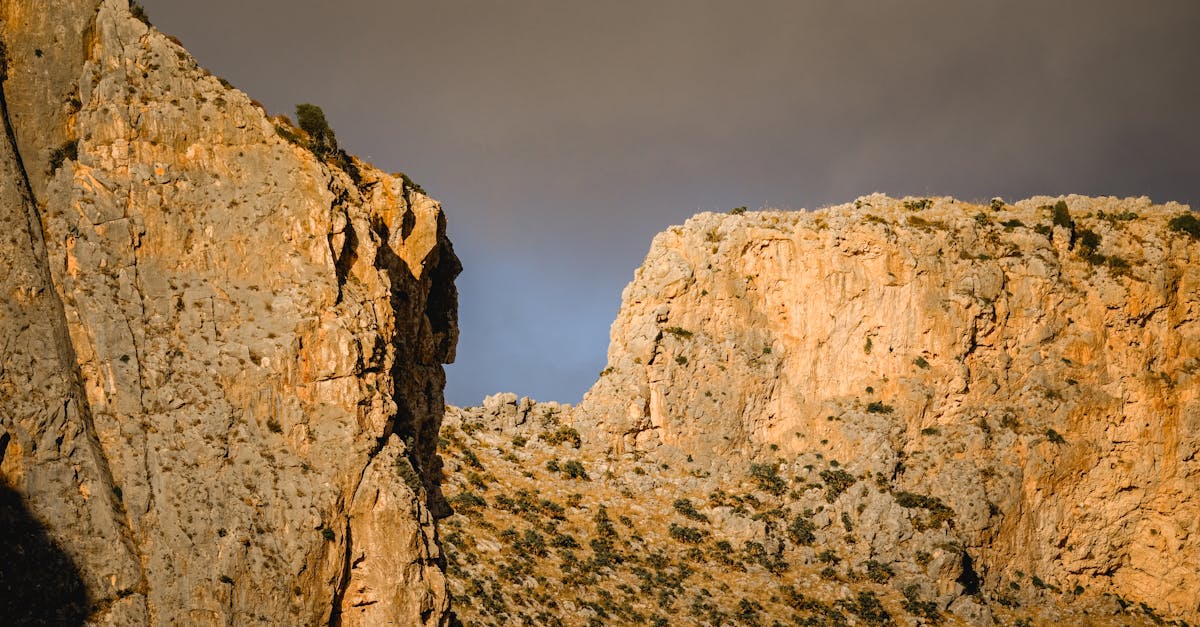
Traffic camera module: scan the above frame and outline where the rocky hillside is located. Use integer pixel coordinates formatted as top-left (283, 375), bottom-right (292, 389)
top-left (568, 195), bottom-right (1199, 623)
top-left (440, 395), bottom-right (1173, 626)
top-left (1, 1), bottom-right (457, 624)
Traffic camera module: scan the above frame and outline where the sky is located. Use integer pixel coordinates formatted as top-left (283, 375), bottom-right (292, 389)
top-left (140, 0), bottom-right (1200, 406)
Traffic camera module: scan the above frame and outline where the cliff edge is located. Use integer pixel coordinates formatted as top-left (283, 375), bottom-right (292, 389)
top-left (577, 194), bottom-right (1199, 622)
top-left (1, 1), bottom-right (458, 624)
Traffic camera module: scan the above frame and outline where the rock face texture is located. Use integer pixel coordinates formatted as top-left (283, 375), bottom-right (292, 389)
top-left (1, 1), bottom-right (458, 624)
top-left (578, 195), bottom-right (1200, 622)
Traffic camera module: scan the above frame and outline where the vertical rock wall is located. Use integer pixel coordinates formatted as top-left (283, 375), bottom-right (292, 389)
top-left (1, 1), bottom-right (458, 624)
top-left (579, 195), bottom-right (1199, 621)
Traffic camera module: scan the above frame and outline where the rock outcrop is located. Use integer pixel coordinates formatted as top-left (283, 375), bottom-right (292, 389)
top-left (578, 195), bottom-right (1199, 622)
top-left (1, 1), bottom-right (458, 624)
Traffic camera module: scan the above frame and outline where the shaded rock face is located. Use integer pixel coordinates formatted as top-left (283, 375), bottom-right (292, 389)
top-left (579, 195), bottom-right (1199, 621)
top-left (1, 1), bottom-right (458, 625)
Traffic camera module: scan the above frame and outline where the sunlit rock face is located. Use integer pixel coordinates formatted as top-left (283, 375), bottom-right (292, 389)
top-left (579, 194), bottom-right (1200, 621)
top-left (1, 1), bottom-right (458, 624)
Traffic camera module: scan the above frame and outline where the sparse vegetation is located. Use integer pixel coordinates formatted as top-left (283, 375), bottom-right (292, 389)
top-left (749, 463), bottom-right (786, 496)
top-left (562, 460), bottom-right (590, 480)
top-left (438, 384), bottom-right (1131, 626)
top-left (787, 513), bottom-right (816, 545)
top-left (295, 103), bottom-right (336, 158)
top-left (543, 425), bottom-right (582, 448)
top-left (1051, 200), bottom-right (1073, 229)
top-left (893, 490), bottom-right (955, 531)
top-left (291, 103), bottom-right (363, 185)
top-left (866, 401), bottom-right (894, 414)
top-left (673, 498), bottom-right (709, 523)
top-left (668, 523), bottom-right (707, 544)
top-left (904, 198), bottom-right (932, 211)
top-left (395, 456), bottom-right (423, 492)
top-left (1169, 213), bottom-right (1200, 239)
top-left (129, 2), bottom-right (151, 26)
top-left (819, 469), bottom-right (856, 503)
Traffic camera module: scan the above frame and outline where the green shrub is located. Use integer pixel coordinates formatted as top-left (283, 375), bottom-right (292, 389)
top-left (295, 103), bottom-right (337, 158)
top-left (460, 448), bottom-right (484, 469)
top-left (562, 460), bottom-right (589, 480)
top-left (1077, 229), bottom-right (1103, 263)
top-left (1051, 200), bottom-right (1073, 229)
top-left (274, 121), bottom-right (302, 145)
top-left (663, 326), bottom-right (693, 338)
top-left (1098, 209), bottom-right (1138, 222)
top-left (838, 591), bottom-right (892, 625)
top-left (729, 206), bottom-right (747, 215)
top-left (449, 491), bottom-right (487, 515)
top-left (749, 463), bottom-right (787, 496)
top-left (904, 198), bottom-right (932, 211)
top-left (1001, 219), bottom-right (1025, 228)
top-left (321, 527), bottom-right (335, 541)
top-left (1045, 428), bottom-right (1066, 445)
top-left (129, 2), bottom-right (151, 26)
top-left (668, 523), bottom-right (707, 544)
top-left (787, 513), bottom-right (816, 545)
top-left (906, 215), bottom-right (946, 231)
top-left (514, 529), bottom-right (549, 557)
top-left (399, 172), bottom-right (426, 195)
top-left (709, 540), bottom-right (741, 566)
top-left (1169, 213), bottom-right (1200, 239)
top-left (913, 356), bottom-right (930, 369)
top-left (819, 469), bottom-right (856, 503)
top-left (395, 457), bottom-right (423, 493)
top-left (893, 490), bottom-right (954, 531)
top-left (866, 401), bottom-right (893, 414)
top-left (901, 584), bottom-right (942, 623)
top-left (672, 498), bottom-right (709, 523)
top-left (543, 425), bottom-right (582, 448)
top-left (864, 559), bottom-right (894, 583)
top-left (551, 532), bottom-right (580, 549)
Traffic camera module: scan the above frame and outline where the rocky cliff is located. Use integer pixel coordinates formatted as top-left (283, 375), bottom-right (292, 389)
top-left (575, 194), bottom-right (1199, 622)
top-left (1, 1), bottom-right (458, 624)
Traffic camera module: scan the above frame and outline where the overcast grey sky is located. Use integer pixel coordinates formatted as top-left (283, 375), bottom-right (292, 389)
top-left (140, 0), bottom-right (1200, 405)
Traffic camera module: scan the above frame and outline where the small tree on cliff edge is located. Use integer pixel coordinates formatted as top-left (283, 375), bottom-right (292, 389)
top-left (295, 103), bottom-right (337, 158)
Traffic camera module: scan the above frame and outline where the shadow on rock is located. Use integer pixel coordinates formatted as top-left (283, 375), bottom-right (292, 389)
top-left (0, 481), bottom-right (88, 626)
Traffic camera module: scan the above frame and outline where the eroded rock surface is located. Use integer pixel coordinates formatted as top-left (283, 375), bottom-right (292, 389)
top-left (577, 195), bottom-right (1199, 622)
top-left (1, 1), bottom-right (457, 624)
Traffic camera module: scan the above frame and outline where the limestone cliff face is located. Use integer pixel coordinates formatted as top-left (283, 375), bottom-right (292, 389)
top-left (579, 195), bottom-right (1200, 621)
top-left (1, 1), bottom-right (458, 624)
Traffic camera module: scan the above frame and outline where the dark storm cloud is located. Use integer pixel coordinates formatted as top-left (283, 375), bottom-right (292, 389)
top-left (141, 0), bottom-right (1200, 404)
